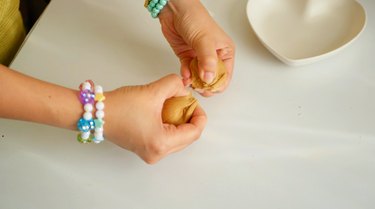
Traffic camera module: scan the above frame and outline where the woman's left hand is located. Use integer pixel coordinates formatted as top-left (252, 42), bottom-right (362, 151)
top-left (158, 0), bottom-right (235, 97)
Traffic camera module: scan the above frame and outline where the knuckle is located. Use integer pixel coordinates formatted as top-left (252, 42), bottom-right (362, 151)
top-left (147, 140), bottom-right (169, 156)
top-left (142, 156), bottom-right (159, 165)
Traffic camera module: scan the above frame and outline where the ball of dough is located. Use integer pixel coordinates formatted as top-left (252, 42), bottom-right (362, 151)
top-left (190, 58), bottom-right (227, 92)
top-left (162, 93), bottom-right (198, 125)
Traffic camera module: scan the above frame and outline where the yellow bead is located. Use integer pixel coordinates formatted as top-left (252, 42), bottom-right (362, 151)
top-left (95, 94), bottom-right (106, 102)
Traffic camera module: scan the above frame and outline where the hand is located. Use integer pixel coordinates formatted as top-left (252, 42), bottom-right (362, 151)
top-left (104, 74), bottom-right (207, 164)
top-left (158, 0), bottom-right (235, 97)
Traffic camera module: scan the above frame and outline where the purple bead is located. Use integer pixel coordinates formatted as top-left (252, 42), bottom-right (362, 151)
top-left (79, 90), bottom-right (95, 104)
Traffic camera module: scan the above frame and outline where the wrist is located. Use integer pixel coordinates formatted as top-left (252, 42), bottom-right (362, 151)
top-left (161, 0), bottom-right (202, 16)
top-left (76, 80), bottom-right (106, 143)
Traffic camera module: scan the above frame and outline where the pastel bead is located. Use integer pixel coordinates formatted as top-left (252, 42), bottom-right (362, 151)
top-left (96, 110), bottom-right (105, 119)
top-left (77, 118), bottom-right (94, 132)
top-left (96, 101), bottom-right (105, 110)
top-left (83, 112), bottom-right (93, 120)
top-left (94, 131), bottom-right (103, 139)
top-left (89, 120), bottom-right (95, 130)
top-left (94, 119), bottom-right (104, 128)
top-left (159, 0), bottom-right (167, 6)
top-left (155, 4), bottom-right (163, 10)
top-left (77, 80), bottom-right (106, 144)
top-left (93, 136), bottom-right (104, 143)
top-left (151, 12), bottom-right (158, 18)
top-left (92, 138), bottom-right (104, 144)
top-left (148, 5), bottom-right (153, 12)
top-left (80, 131), bottom-right (90, 140)
top-left (147, 0), bottom-right (168, 18)
top-left (77, 133), bottom-right (92, 143)
top-left (82, 82), bottom-right (91, 90)
top-left (95, 85), bottom-right (103, 94)
top-left (84, 103), bottom-right (93, 112)
top-left (80, 90), bottom-right (95, 104)
top-left (95, 127), bottom-right (103, 133)
top-left (95, 93), bottom-right (105, 102)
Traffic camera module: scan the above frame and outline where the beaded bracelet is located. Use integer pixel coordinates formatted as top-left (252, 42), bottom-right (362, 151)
top-left (77, 80), bottom-right (105, 144)
top-left (93, 85), bottom-right (105, 143)
top-left (144, 0), bottom-right (168, 18)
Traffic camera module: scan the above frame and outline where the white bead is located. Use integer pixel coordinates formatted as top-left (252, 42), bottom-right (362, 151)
top-left (95, 127), bottom-right (103, 133)
top-left (96, 101), bottom-right (105, 110)
top-left (96, 110), bottom-right (104, 119)
top-left (84, 103), bottom-right (93, 112)
top-left (81, 131), bottom-right (90, 140)
top-left (82, 82), bottom-right (91, 90)
top-left (83, 112), bottom-right (93, 120)
top-left (94, 132), bottom-right (104, 140)
top-left (95, 85), bottom-right (103, 94)
top-left (93, 138), bottom-right (103, 144)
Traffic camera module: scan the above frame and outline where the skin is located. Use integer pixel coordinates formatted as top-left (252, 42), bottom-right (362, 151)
top-left (159, 0), bottom-right (236, 97)
top-left (0, 66), bottom-right (206, 164)
top-left (0, 0), bottom-right (235, 163)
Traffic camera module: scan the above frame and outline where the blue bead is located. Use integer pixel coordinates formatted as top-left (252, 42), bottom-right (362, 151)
top-left (77, 118), bottom-right (89, 132)
top-left (148, 5), bottom-right (153, 12)
top-left (152, 8), bottom-right (160, 13)
top-left (156, 3), bottom-right (163, 10)
top-left (149, 1), bottom-right (156, 7)
top-left (77, 118), bottom-right (95, 132)
top-left (89, 120), bottom-right (95, 130)
top-left (151, 0), bottom-right (158, 3)
top-left (151, 12), bottom-right (158, 18)
top-left (159, 0), bottom-right (167, 6)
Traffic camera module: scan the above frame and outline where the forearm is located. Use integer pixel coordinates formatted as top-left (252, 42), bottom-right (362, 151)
top-left (0, 65), bottom-right (81, 130)
top-left (167, 0), bottom-right (202, 13)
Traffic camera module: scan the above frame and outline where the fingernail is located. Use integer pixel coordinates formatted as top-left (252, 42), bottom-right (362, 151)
top-left (203, 71), bottom-right (215, 84)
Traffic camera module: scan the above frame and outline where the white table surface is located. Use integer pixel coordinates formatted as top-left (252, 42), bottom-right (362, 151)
top-left (1, 0), bottom-right (375, 208)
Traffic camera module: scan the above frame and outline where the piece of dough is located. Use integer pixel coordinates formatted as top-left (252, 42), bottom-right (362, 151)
top-left (162, 93), bottom-right (198, 125)
top-left (190, 58), bottom-right (227, 92)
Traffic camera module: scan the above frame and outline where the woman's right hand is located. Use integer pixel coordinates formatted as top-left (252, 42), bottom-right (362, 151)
top-left (104, 74), bottom-right (207, 164)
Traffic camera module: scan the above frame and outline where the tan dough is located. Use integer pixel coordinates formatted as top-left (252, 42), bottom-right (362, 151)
top-left (162, 93), bottom-right (198, 125)
top-left (190, 58), bottom-right (227, 92)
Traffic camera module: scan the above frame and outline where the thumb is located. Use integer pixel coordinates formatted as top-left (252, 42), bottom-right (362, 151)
top-left (194, 38), bottom-right (218, 84)
top-left (150, 74), bottom-right (189, 99)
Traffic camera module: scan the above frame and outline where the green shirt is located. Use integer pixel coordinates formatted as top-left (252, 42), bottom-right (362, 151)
top-left (0, 0), bottom-right (25, 66)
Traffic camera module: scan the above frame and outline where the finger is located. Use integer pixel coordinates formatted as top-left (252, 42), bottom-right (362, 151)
top-left (150, 74), bottom-right (189, 99)
top-left (140, 105), bottom-right (206, 164)
top-left (193, 38), bottom-right (218, 84)
top-left (200, 90), bottom-right (215, 97)
top-left (180, 57), bottom-right (192, 80)
top-left (222, 57), bottom-right (235, 87)
top-left (164, 105), bottom-right (207, 149)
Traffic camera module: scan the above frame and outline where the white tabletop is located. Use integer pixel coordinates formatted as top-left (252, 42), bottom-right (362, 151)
top-left (1, 0), bottom-right (375, 208)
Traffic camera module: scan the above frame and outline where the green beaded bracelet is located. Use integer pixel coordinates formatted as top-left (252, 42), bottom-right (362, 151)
top-left (144, 0), bottom-right (169, 18)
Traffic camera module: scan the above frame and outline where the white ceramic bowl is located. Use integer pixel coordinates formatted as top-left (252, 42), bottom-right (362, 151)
top-left (246, 0), bottom-right (367, 66)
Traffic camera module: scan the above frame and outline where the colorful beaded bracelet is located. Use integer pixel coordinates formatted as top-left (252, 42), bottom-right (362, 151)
top-left (144, 0), bottom-right (169, 18)
top-left (77, 80), bottom-right (105, 144)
